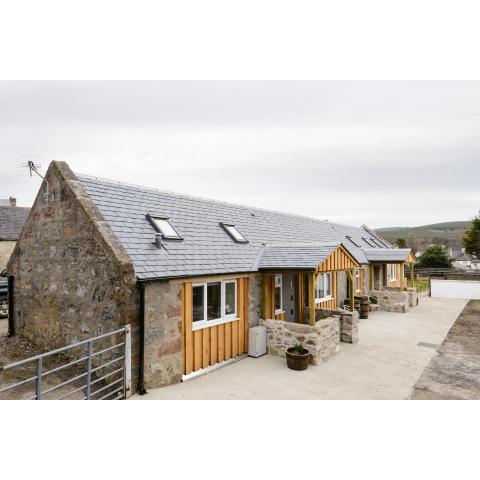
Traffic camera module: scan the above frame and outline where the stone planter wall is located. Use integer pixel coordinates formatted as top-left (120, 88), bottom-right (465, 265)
top-left (408, 287), bottom-right (419, 308)
top-left (261, 317), bottom-right (341, 365)
top-left (341, 310), bottom-right (359, 344)
top-left (370, 288), bottom-right (410, 313)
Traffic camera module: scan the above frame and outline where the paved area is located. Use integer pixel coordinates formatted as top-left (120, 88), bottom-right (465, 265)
top-left (411, 300), bottom-right (480, 400)
top-left (134, 297), bottom-right (467, 400)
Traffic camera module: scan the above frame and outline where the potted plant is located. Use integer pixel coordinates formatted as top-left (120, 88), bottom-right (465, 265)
top-left (286, 344), bottom-right (310, 371)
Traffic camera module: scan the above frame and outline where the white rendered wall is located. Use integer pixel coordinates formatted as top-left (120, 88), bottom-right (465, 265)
top-left (431, 279), bottom-right (480, 300)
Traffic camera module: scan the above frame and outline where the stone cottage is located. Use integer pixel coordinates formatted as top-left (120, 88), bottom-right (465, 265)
top-left (0, 197), bottom-right (30, 271)
top-left (7, 161), bottom-right (416, 393)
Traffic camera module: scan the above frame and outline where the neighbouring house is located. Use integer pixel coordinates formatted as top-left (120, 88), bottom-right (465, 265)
top-left (7, 161), bottom-right (417, 392)
top-left (452, 250), bottom-right (480, 271)
top-left (0, 197), bottom-right (30, 271)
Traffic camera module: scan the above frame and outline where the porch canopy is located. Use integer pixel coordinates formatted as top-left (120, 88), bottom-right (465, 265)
top-left (258, 242), bottom-right (357, 271)
top-left (364, 248), bottom-right (416, 290)
top-left (363, 248), bottom-right (415, 264)
top-left (258, 242), bottom-right (360, 325)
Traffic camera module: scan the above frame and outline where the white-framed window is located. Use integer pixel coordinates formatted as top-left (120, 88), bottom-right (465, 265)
top-left (387, 264), bottom-right (397, 281)
top-left (192, 279), bottom-right (238, 330)
top-left (274, 274), bottom-right (283, 314)
top-left (315, 272), bottom-right (332, 303)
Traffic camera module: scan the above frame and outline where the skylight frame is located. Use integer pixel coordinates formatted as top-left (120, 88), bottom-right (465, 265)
top-left (219, 222), bottom-right (249, 244)
top-left (346, 235), bottom-right (361, 248)
top-left (146, 213), bottom-right (183, 240)
top-left (362, 237), bottom-right (376, 248)
top-left (370, 237), bottom-right (384, 248)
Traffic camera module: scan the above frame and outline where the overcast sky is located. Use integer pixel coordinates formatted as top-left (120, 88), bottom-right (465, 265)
top-left (1, 81), bottom-right (479, 228)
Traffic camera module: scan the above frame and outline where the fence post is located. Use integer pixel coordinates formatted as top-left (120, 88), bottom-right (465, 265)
top-left (86, 341), bottom-right (93, 399)
top-left (124, 325), bottom-right (132, 398)
top-left (35, 357), bottom-right (42, 400)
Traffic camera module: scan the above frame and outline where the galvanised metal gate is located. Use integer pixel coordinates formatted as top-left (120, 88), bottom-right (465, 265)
top-left (0, 325), bottom-right (131, 400)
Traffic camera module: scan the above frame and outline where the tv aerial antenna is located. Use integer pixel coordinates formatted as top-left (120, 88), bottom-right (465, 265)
top-left (19, 155), bottom-right (51, 207)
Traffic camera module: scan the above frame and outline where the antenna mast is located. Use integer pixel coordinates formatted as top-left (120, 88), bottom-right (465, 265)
top-left (20, 158), bottom-right (51, 207)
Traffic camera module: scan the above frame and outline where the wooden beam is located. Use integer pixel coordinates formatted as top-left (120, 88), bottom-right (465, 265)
top-left (410, 262), bottom-right (414, 287)
top-left (347, 270), bottom-right (354, 312)
top-left (400, 263), bottom-right (405, 291)
top-left (370, 266), bottom-right (374, 290)
top-left (308, 272), bottom-right (316, 326)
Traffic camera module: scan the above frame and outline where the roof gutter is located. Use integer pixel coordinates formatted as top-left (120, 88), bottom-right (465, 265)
top-left (136, 280), bottom-right (147, 395)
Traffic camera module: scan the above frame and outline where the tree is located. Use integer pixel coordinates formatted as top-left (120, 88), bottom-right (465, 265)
top-left (415, 244), bottom-right (452, 268)
top-left (396, 238), bottom-right (407, 248)
top-left (463, 213), bottom-right (480, 257)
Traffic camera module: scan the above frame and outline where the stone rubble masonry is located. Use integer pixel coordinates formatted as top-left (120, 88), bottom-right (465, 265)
top-left (408, 287), bottom-right (419, 308)
top-left (144, 280), bottom-right (183, 388)
top-left (369, 288), bottom-right (411, 313)
top-left (7, 161), bottom-right (140, 387)
top-left (261, 317), bottom-right (341, 365)
top-left (340, 310), bottom-right (359, 344)
top-left (248, 273), bottom-right (263, 328)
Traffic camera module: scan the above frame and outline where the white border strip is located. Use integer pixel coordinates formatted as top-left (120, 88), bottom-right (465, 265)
top-left (182, 354), bottom-right (247, 382)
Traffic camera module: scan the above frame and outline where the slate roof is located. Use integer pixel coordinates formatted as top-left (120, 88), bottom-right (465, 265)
top-left (363, 248), bottom-right (413, 262)
top-left (257, 243), bottom-right (341, 270)
top-left (0, 206), bottom-right (30, 241)
top-left (78, 174), bottom-right (393, 280)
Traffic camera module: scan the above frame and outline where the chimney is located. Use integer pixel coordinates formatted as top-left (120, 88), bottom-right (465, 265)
top-left (9, 197), bottom-right (16, 207)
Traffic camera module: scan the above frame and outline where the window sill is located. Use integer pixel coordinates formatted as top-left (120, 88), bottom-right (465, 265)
top-left (192, 316), bottom-right (240, 331)
top-left (274, 309), bottom-right (285, 315)
top-left (315, 297), bottom-right (333, 304)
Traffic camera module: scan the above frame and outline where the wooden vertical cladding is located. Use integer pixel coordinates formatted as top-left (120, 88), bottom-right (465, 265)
top-left (182, 276), bottom-right (249, 375)
top-left (315, 245), bottom-right (360, 310)
top-left (317, 245), bottom-right (358, 272)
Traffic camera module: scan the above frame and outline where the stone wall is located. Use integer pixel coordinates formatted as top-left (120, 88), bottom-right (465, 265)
top-left (0, 241), bottom-right (16, 271)
top-left (248, 273), bottom-right (263, 327)
top-left (408, 287), bottom-right (419, 308)
top-left (361, 265), bottom-right (370, 294)
top-left (370, 288), bottom-right (409, 313)
top-left (336, 271), bottom-right (348, 308)
top-left (144, 280), bottom-right (183, 388)
top-left (7, 161), bottom-right (139, 384)
top-left (261, 317), bottom-right (340, 365)
top-left (340, 310), bottom-right (359, 343)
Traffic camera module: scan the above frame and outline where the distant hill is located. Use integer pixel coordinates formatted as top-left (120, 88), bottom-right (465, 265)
top-left (376, 221), bottom-right (471, 254)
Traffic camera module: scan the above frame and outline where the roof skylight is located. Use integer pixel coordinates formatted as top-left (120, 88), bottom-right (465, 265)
top-left (346, 235), bottom-right (361, 248)
top-left (370, 238), bottom-right (384, 248)
top-left (146, 214), bottom-right (182, 240)
top-left (220, 223), bottom-right (248, 243)
top-left (362, 237), bottom-right (376, 247)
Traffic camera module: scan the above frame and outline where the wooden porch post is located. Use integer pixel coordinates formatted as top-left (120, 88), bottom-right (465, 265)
top-left (369, 265), bottom-right (374, 291)
top-left (347, 270), bottom-right (354, 312)
top-left (308, 272), bottom-right (316, 326)
top-left (262, 273), bottom-right (273, 319)
top-left (410, 262), bottom-right (414, 287)
top-left (382, 264), bottom-right (387, 288)
top-left (297, 273), bottom-right (305, 324)
top-left (399, 263), bottom-right (405, 291)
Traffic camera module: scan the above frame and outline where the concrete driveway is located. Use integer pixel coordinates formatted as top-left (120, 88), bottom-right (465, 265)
top-left (134, 297), bottom-right (467, 400)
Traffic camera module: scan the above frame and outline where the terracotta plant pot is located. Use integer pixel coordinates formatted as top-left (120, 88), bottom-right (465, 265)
top-left (286, 347), bottom-right (310, 371)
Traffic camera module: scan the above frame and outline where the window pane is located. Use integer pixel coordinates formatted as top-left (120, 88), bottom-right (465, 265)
top-left (225, 225), bottom-right (247, 242)
top-left (225, 282), bottom-right (236, 316)
top-left (192, 286), bottom-right (204, 322)
top-left (325, 273), bottom-right (331, 296)
top-left (207, 282), bottom-right (221, 320)
top-left (275, 287), bottom-right (282, 311)
top-left (319, 274), bottom-right (325, 298)
top-left (154, 218), bottom-right (179, 238)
